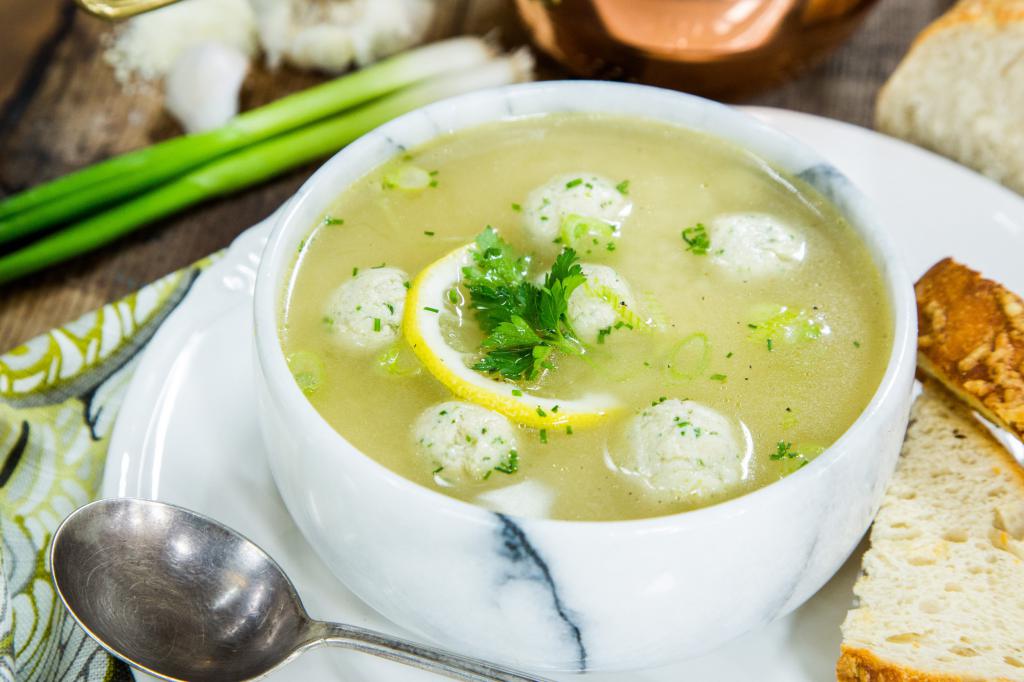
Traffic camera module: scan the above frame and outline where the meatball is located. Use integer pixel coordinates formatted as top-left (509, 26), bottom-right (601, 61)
top-left (567, 264), bottom-right (637, 345)
top-left (708, 213), bottom-right (806, 277)
top-left (521, 173), bottom-right (631, 251)
top-left (413, 401), bottom-right (519, 482)
top-left (622, 399), bottom-right (746, 499)
top-left (324, 267), bottom-right (408, 350)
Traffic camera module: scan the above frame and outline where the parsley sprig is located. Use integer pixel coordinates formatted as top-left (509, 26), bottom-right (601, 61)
top-left (681, 223), bottom-right (711, 255)
top-left (462, 227), bottom-right (586, 381)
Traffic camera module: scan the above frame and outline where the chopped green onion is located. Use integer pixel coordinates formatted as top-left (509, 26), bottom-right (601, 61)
top-left (560, 213), bottom-right (618, 256)
top-left (668, 332), bottom-right (711, 380)
top-left (383, 164), bottom-right (432, 191)
top-left (287, 351), bottom-right (325, 395)
top-left (376, 344), bottom-right (421, 377)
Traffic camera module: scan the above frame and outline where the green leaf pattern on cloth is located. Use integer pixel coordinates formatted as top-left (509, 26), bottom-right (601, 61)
top-left (0, 258), bottom-right (212, 682)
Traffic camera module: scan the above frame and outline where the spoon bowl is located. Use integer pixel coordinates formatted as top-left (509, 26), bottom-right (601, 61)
top-left (51, 497), bottom-right (548, 682)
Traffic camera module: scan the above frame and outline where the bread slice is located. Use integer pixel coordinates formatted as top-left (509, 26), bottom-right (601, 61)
top-left (837, 383), bottom-right (1024, 681)
top-left (875, 0), bottom-right (1024, 195)
top-left (916, 258), bottom-right (1024, 444)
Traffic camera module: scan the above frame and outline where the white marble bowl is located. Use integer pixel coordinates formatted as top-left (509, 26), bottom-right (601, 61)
top-left (252, 82), bottom-right (917, 673)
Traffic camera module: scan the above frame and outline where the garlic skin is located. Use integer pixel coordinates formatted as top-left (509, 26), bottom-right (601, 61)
top-left (251, 0), bottom-right (435, 74)
top-left (105, 0), bottom-right (258, 83)
top-left (165, 42), bottom-right (250, 133)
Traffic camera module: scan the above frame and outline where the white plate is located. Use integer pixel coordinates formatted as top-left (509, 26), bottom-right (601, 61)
top-left (104, 107), bottom-right (1024, 682)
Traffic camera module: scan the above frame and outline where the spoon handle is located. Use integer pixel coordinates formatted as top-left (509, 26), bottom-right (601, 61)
top-left (314, 621), bottom-right (555, 682)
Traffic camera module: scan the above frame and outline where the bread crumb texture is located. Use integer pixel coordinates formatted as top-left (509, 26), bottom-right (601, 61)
top-left (875, 0), bottom-right (1024, 195)
top-left (916, 258), bottom-right (1024, 443)
top-left (837, 383), bottom-right (1024, 681)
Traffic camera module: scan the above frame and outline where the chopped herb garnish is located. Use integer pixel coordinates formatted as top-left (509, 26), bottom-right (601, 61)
top-left (539, 429), bottom-right (548, 444)
top-left (385, 303), bottom-right (394, 314)
top-left (853, 340), bottom-right (861, 348)
top-left (747, 305), bottom-right (825, 348)
top-left (726, 351), bottom-right (733, 358)
top-left (403, 281), bottom-right (411, 289)
top-left (464, 227), bottom-right (586, 381)
top-left (494, 450), bottom-right (519, 475)
top-left (432, 465), bottom-right (444, 474)
top-left (511, 389), bottom-right (523, 396)
top-left (597, 326), bottom-right (612, 344)
top-left (766, 338), bottom-right (774, 351)
top-left (511, 202), bottom-right (522, 212)
top-left (565, 425), bottom-right (573, 435)
top-left (322, 315), bottom-right (334, 326)
top-left (681, 223), bottom-right (711, 255)
top-left (616, 179), bottom-right (630, 195)
top-left (709, 373), bottom-right (727, 382)
top-left (372, 262), bottom-right (386, 269)
top-left (298, 239), bottom-right (306, 252)
top-left (424, 306), bottom-right (439, 313)
top-left (373, 318), bottom-right (382, 332)
top-left (447, 288), bottom-right (459, 304)
top-left (323, 216), bottom-right (344, 225)
top-left (352, 267), bottom-right (359, 277)
top-left (536, 406), bottom-right (547, 417)
top-left (565, 178), bottom-right (583, 189)
top-left (770, 441), bottom-right (800, 460)
top-left (551, 405), bottom-right (559, 413)
top-left (424, 230), bottom-right (435, 236)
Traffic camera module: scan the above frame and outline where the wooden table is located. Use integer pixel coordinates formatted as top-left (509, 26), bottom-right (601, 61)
top-left (0, 0), bottom-right (954, 350)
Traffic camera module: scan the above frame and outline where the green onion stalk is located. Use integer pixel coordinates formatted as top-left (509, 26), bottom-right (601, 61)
top-left (0, 53), bottom-right (533, 285)
top-left (0, 37), bottom-right (494, 243)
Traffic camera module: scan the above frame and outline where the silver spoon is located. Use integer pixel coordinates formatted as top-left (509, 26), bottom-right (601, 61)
top-left (51, 497), bottom-right (551, 682)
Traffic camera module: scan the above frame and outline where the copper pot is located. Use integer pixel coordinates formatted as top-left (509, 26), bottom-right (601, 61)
top-left (516, 0), bottom-right (878, 99)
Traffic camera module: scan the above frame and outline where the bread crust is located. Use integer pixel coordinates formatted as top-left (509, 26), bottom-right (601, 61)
top-left (915, 258), bottom-right (1024, 444)
top-left (916, 0), bottom-right (1024, 45)
top-left (837, 645), bottom-right (1013, 682)
top-left (875, 0), bottom-right (1024, 128)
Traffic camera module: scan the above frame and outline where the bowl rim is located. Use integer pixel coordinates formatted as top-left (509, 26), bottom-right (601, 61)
top-left (253, 80), bottom-right (917, 530)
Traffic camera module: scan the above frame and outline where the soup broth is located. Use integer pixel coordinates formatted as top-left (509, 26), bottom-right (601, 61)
top-left (281, 114), bottom-right (891, 521)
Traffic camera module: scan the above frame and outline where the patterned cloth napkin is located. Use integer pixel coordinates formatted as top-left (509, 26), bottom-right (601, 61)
top-left (0, 256), bottom-right (215, 682)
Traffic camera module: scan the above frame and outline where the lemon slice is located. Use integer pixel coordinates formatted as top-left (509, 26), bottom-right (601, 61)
top-left (404, 245), bottom-right (620, 430)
